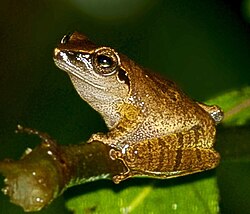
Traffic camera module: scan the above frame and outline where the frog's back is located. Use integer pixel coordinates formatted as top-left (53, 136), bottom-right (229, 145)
top-left (124, 65), bottom-right (217, 147)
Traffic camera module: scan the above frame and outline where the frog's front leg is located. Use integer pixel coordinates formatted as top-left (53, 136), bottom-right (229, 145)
top-left (88, 103), bottom-right (142, 148)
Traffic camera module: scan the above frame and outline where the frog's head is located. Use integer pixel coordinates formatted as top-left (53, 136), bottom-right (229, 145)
top-left (53, 32), bottom-right (132, 128)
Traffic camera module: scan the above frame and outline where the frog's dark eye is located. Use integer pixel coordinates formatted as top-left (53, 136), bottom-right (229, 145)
top-left (61, 32), bottom-right (73, 44)
top-left (92, 47), bottom-right (119, 76)
top-left (97, 55), bottom-right (113, 68)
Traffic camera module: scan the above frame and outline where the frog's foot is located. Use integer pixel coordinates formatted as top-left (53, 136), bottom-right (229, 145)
top-left (109, 149), bottom-right (134, 184)
top-left (109, 148), bottom-right (123, 160)
top-left (112, 171), bottom-right (135, 184)
top-left (197, 103), bottom-right (224, 124)
top-left (209, 106), bottom-right (224, 124)
top-left (87, 133), bottom-right (120, 146)
top-left (87, 132), bottom-right (109, 143)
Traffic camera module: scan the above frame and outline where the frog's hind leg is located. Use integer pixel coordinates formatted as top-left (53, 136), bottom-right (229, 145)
top-left (109, 146), bottom-right (220, 183)
top-left (147, 147), bottom-right (221, 179)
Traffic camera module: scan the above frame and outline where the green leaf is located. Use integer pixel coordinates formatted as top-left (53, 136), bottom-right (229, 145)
top-left (66, 173), bottom-right (219, 214)
top-left (208, 87), bottom-right (250, 214)
top-left (207, 87), bottom-right (250, 162)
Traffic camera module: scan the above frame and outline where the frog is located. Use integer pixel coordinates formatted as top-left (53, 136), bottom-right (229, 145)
top-left (53, 32), bottom-right (223, 184)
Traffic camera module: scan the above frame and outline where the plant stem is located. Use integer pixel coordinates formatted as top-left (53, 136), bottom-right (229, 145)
top-left (0, 126), bottom-right (125, 212)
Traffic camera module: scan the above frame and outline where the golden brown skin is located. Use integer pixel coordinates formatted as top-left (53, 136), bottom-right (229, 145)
top-left (53, 32), bottom-right (223, 184)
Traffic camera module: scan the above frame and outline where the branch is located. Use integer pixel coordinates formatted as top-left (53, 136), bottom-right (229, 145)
top-left (0, 126), bottom-right (125, 212)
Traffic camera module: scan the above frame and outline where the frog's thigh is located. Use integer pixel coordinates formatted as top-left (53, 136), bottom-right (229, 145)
top-left (157, 147), bottom-right (220, 178)
top-left (132, 146), bottom-right (220, 175)
top-left (153, 147), bottom-right (220, 178)
top-left (140, 147), bottom-right (219, 178)
top-left (111, 147), bottom-right (220, 183)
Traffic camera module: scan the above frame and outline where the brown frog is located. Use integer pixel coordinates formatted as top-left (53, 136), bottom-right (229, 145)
top-left (53, 32), bottom-right (223, 184)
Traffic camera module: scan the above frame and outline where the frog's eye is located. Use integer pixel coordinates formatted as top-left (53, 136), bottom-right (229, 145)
top-left (97, 55), bottom-right (113, 68)
top-left (92, 48), bottom-right (119, 76)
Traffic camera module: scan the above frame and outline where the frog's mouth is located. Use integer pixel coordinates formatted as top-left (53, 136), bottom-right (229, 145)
top-left (53, 48), bottom-right (105, 90)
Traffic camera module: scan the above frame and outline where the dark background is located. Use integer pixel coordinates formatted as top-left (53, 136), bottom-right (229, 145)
top-left (0, 0), bottom-right (249, 213)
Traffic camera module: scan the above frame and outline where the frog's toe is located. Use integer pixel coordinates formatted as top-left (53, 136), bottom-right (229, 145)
top-left (87, 133), bottom-right (107, 143)
top-left (109, 149), bottom-right (122, 160)
top-left (112, 172), bottom-right (132, 184)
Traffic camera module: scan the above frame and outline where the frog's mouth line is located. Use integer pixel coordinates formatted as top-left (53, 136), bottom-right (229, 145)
top-left (53, 55), bottom-right (105, 90)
